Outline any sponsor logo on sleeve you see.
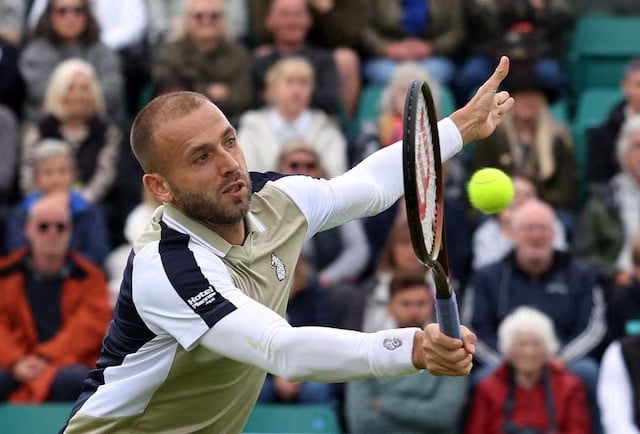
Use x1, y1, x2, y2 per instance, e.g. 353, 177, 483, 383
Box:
187, 285, 218, 309
383, 337, 403, 351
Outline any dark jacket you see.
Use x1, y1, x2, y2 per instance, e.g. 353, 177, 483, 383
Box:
287, 275, 334, 328
609, 279, 640, 340
6, 191, 109, 266
586, 100, 625, 184
464, 251, 607, 365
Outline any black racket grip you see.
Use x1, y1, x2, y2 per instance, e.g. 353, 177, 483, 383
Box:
435, 290, 461, 339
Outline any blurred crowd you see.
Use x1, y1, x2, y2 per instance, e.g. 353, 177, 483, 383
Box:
1, 1, 640, 433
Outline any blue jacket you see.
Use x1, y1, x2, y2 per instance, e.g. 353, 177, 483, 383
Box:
463, 251, 606, 365
5, 190, 109, 266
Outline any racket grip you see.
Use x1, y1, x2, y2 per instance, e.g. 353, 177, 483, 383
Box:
435, 290, 461, 339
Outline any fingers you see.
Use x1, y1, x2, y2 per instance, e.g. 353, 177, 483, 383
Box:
481, 56, 510, 93
461, 326, 477, 355
420, 324, 473, 376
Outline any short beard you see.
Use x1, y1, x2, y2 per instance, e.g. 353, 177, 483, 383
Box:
172, 174, 252, 226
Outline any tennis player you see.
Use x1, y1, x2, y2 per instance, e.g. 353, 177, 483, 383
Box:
62, 57, 514, 434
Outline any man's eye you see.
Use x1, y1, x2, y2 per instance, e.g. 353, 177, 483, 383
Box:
196, 154, 209, 163
226, 137, 236, 147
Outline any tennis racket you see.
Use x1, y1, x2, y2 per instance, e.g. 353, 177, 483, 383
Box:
402, 80, 461, 339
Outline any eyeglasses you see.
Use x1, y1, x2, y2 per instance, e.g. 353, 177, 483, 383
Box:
191, 11, 224, 22
53, 6, 86, 16
287, 161, 317, 170
37, 221, 70, 234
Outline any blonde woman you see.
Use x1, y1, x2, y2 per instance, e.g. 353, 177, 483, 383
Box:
20, 59, 122, 204
238, 57, 348, 178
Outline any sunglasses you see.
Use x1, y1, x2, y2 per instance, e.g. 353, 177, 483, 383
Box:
191, 11, 224, 22
288, 161, 317, 170
37, 221, 70, 234
53, 6, 86, 16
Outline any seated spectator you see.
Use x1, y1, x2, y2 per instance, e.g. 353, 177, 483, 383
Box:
348, 218, 428, 332
105, 184, 160, 305
576, 117, 640, 290
463, 198, 606, 431
20, 58, 122, 205
0, 0, 26, 46
598, 335, 640, 434
472, 174, 567, 271
239, 57, 347, 177
19, 0, 124, 122
346, 271, 468, 434
355, 62, 442, 164
466, 307, 592, 434
257, 258, 334, 404
0, 194, 112, 403
7, 139, 109, 267
276, 144, 367, 326
0, 10, 25, 117
252, 0, 341, 114
0, 104, 17, 206
471, 63, 577, 216
360, 0, 463, 86
455, 0, 572, 106
152, 0, 253, 122
606, 233, 640, 341
588, 59, 640, 184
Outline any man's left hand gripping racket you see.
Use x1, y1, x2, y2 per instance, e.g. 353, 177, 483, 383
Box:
402, 80, 461, 339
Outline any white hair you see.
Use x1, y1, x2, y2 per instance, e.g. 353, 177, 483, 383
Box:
616, 115, 640, 164
43, 59, 105, 119
498, 307, 559, 357
33, 139, 73, 164
379, 62, 442, 116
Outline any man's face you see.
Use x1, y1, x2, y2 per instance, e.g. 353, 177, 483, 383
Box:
623, 69, 640, 112
186, 0, 225, 47
151, 103, 252, 226
387, 285, 433, 328
512, 204, 555, 266
26, 201, 72, 259
278, 149, 321, 177
266, 0, 311, 45
35, 155, 75, 194
512, 91, 544, 123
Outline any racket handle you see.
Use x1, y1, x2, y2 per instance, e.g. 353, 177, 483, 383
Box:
435, 290, 461, 339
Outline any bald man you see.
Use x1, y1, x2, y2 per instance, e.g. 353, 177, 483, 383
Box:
0, 194, 111, 403
464, 198, 607, 433
63, 58, 514, 434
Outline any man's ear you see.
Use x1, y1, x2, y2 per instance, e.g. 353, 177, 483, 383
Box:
143, 174, 173, 204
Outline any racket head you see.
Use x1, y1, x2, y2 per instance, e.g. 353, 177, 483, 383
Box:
402, 80, 445, 267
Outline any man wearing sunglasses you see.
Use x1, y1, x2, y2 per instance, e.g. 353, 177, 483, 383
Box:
0, 194, 112, 404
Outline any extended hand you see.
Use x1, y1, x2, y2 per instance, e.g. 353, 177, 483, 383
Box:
450, 56, 514, 144
412, 324, 477, 376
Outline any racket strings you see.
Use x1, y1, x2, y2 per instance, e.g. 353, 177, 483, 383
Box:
415, 99, 439, 256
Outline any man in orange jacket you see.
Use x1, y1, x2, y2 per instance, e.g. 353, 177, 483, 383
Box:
0, 193, 112, 402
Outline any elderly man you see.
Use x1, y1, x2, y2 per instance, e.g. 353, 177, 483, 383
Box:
464, 198, 606, 432
0, 194, 111, 403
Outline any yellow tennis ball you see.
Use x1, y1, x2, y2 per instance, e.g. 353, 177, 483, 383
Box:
467, 168, 514, 214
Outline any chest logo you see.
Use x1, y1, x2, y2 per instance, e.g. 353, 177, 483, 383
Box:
271, 253, 287, 281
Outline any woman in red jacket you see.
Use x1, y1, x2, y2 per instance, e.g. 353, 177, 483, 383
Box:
466, 307, 592, 434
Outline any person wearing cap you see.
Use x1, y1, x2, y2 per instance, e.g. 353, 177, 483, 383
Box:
470, 62, 577, 214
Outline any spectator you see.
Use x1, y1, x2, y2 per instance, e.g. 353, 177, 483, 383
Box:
588, 59, 640, 184
472, 174, 567, 271
348, 218, 427, 332
360, 0, 464, 86
463, 198, 606, 432
252, 0, 341, 115
606, 233, 640, 341
20, 58, 122, 205
7, 139, 109, 267
576, 117, 640, 290
105, 184, 159, 306
346, 270, 468, 434
455, 0, 572, 106
239, 57, 347, 177
257, 258, 334, 404
598, 335, 640, 434
0, 1, 25, 117
466, 307, 592, 434
471, 63, 577, 214
0, 105, 17, 205
0, 194, 111, 403
152, 0, 253, 122
19, 0, 124, 122
0, 0, 26, 45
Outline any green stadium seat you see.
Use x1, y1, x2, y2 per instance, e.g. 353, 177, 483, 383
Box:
567, 14, 640, 92
0, 403, 342, 434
